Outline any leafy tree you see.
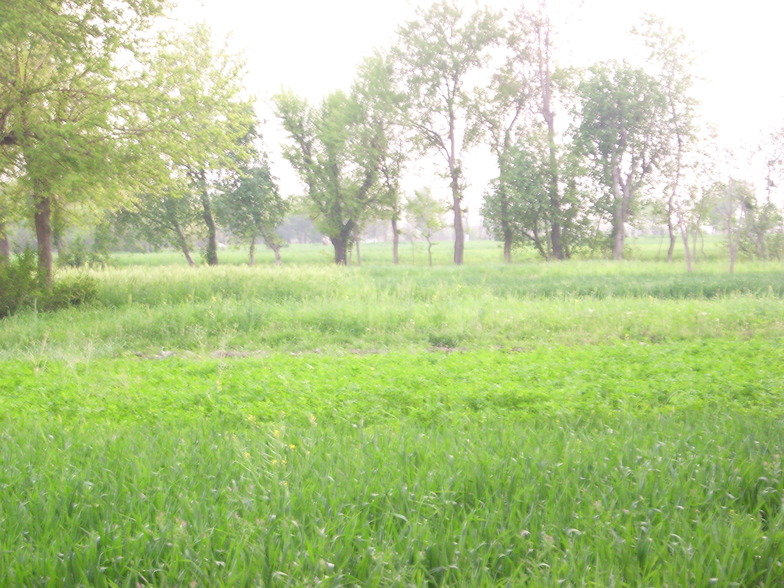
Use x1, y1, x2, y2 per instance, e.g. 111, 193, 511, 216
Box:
273, 89, 384, 265
393, 0, 502, 265
482, 134, 554, 259
138, 24, 256, 266
573, 62, 668, 259
406, 188, 447, 266
353, 52, 408, 265
633, 15, 699, 263
215, 157, 287, 265
114, 193, 202, 265
0, 0, 167, 285
477, 3, 582, 261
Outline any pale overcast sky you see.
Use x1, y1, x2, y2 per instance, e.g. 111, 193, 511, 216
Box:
170, 0, 784, 206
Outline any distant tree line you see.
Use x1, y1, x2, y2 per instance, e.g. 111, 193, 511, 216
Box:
2, 0, 783, 276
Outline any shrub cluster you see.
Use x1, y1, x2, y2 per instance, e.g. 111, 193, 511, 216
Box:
0, 251, 97, 318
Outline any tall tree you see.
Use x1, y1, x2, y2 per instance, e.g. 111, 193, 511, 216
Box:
273, 90, 382, 264
353, 52, 408, 265
573, 62, 668, 259
0, 0, 167, 285
633, 15, 698, 263
475, 19, 534, 262
525, 2, 568, 259
393, 0, 502, 265
139, 24, 255, 266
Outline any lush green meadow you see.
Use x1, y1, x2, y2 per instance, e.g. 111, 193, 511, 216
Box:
1, 241, 783, 585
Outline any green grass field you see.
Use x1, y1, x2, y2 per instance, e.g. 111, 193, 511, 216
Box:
1, 240, 782, 586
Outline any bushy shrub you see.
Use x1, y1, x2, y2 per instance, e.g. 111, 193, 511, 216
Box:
0, 251, 97, 318
0, 250, 41, 318
40, 274, 98, 311
58, 236, 109, 268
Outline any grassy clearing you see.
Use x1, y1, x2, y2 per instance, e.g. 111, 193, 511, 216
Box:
107, 235, 731, 267
1, 244, 783, 585
2, 340, 783, 427
1, 259, 782, 359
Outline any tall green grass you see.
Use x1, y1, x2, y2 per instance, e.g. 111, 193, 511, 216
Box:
1, 414, 781, 586
2, 260, 782, 359
2, 249, 783, 585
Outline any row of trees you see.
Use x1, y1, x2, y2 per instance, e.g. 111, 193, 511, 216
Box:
0, 1, 287, 283
273, 2, 784, 268
2, 0, 783, 276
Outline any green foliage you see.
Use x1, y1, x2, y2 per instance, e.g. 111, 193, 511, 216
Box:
0, 0, 168, 282
57, 236, 109, 269
214, 158, 288, 262
0, 251, 96, 318
0, 250, 40, 318
573, 62, 669, 259
273, 89, 386, 263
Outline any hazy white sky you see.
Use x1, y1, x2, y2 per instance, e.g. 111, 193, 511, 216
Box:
170, 0, 784, 204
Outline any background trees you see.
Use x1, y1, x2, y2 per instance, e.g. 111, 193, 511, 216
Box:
1, 2, 780, 271
393, 0, 502, 265
573, 62, 668, 260
273, 89, 385, 264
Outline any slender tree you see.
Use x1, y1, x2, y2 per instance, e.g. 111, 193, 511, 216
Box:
393, 0, 502, 265
406, 188, 447, 266
139, 25, 255, 266
633, 15, 698, 263
353, 52, 408, 265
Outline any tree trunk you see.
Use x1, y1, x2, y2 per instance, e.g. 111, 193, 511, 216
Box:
666, 197, 677, 262
196, 170, 218, 266
331, 234, 349, 265
200, 189, 218, 266
678, 221, 692, 273
355, 239, 361, 266
391, 217, 399, 265
0, 219, 9, 263
452, 192, 464, 265
538, 20, 565, 261
427, 238, 433, 267
448, 103, 464, 265
260, 228, 282, 265
173, 220, 195, 267
248, 235, 256, 266
728, 218, 736, 274
546, 132, 563, 260
503, 230, 512, 263
611, 167, 628, 260
33, 193, 54, 287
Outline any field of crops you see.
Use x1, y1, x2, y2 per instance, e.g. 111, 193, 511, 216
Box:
1, 241, 782, 586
